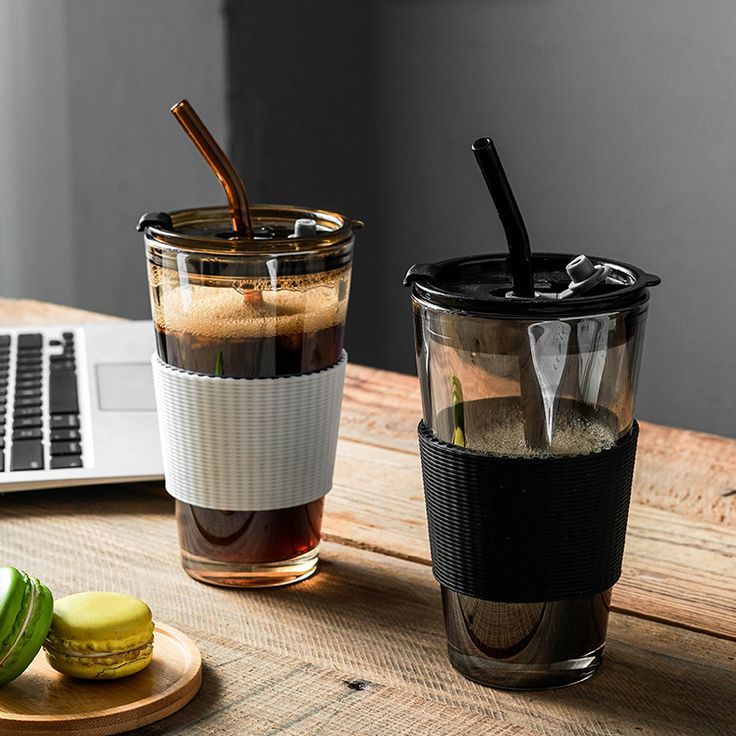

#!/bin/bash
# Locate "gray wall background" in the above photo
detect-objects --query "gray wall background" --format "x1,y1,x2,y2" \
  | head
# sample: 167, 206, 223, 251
0, 1, 734, 438
228, 0, 736, 438
0, 0, 227, 318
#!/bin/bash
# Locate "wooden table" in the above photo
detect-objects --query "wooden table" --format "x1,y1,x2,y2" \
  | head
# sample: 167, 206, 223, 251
1, 299, 734, 735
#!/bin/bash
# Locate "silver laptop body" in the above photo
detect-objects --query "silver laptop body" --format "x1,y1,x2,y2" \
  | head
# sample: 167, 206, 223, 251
0, 320, 163, 492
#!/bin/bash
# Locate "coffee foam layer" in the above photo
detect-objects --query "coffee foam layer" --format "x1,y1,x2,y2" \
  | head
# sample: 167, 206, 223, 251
464, 402, 616, 458
155, 285, 347, 340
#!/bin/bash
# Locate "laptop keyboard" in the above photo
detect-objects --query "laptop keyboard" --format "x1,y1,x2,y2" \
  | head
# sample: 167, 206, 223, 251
0, 331, 84, 472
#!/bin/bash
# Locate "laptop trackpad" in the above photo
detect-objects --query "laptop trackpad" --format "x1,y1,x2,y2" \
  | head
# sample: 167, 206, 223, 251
96, 363, 156, 411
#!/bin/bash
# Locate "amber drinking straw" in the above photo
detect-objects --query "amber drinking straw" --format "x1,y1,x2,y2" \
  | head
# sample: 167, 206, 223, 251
171, 99, 253, 237
471, 137, 534, 297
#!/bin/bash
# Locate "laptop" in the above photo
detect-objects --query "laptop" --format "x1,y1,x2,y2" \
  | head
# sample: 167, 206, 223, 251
0, 321, 163, 492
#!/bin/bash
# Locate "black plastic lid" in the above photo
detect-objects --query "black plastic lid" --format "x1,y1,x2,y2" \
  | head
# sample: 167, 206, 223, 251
404, 253, 660, 318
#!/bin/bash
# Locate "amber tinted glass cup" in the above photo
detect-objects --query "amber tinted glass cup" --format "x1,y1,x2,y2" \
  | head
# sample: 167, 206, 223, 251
144, 205, 356, 587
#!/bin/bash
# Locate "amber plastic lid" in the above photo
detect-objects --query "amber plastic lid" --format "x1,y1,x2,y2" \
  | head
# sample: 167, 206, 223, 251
140, 205, 362, 277
139, 205, 361, 252
404, 252, 660, 318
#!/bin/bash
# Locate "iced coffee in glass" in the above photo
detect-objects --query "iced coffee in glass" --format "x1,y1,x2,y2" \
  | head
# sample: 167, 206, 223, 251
406, 252, 659, 688
142, 205, 357, 587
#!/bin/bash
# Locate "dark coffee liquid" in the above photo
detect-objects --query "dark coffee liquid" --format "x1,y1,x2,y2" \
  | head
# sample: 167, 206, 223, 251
158, 319, 344, 567
176, 497, 324, 564
155, 323, 344, 379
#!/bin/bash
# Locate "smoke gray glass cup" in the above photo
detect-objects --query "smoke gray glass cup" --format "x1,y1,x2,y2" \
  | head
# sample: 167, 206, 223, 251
408, 253, 659, 689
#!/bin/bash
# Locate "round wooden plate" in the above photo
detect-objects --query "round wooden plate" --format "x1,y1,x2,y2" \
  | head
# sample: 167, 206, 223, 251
0, 622, 202, 736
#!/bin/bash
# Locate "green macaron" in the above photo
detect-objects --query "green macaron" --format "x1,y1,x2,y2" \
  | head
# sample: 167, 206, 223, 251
0, 566, 54, 685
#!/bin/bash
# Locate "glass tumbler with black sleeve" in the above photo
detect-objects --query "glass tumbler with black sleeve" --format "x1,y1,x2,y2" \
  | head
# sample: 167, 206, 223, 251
406, 252, 659, 689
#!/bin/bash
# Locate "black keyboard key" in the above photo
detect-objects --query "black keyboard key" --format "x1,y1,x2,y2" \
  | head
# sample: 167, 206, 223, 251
50, 428, 80, 442
15, 379, 41, 390
17, 353, 42, 362
11, 440, 43, 470
14, 416, 42, 428
0, 437, 4, 450
16, 369, 41, 379
50, 370, 78, 415
14, 407, 41, 418
62, 332, 74, 341
0, 390, 6, 402
51, 455, 82, 470
13, 428, 42, 441
16, 377, 42, 387
0, 452, 3, 471
14, 388, 41, 400
17, 334, 42, 350
49, 339, 62, 347
0, 335, 9, 348
50, 361, 75, 372
51, 441, 82, 456
51, 414, 79, 429
15, 397, 41, 408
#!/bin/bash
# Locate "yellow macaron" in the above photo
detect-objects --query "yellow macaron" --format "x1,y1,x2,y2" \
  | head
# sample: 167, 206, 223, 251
44, 592, 154, 679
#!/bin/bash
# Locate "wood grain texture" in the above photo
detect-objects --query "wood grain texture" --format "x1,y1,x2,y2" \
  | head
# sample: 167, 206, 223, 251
0, 624, 201, 736
340, 365, 736, 528
0, 299, 125, 327
0, 487, 734, 736
326, 438, 736, 641
2, 299, 733, 524
1, 299, 734, 734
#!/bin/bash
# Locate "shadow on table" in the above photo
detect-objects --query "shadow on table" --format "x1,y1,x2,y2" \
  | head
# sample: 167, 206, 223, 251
266, 552, 443, 638
0, 482, 172, 518
256, 554, 736, 735
4, 487, 731, 734
135, 661, 224, 735
509, 629, 736, 735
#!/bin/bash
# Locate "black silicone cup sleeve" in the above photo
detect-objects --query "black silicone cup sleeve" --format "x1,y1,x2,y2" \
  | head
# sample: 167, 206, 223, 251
418, 420, 639, 603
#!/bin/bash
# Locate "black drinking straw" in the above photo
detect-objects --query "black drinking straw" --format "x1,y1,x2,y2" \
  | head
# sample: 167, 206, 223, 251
472, 138, 535, 297
473, 137, 547, 448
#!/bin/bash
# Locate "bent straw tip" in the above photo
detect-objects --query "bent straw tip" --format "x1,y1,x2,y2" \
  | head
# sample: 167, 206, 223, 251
170, 99, 190, 115
472, 137, 493, 152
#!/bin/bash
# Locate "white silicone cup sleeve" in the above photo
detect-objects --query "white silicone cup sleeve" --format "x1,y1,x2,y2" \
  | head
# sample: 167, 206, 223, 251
152, 351, 347, 511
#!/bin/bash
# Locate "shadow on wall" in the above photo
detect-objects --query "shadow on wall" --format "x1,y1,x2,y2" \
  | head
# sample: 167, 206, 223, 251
227, 0, 736, 438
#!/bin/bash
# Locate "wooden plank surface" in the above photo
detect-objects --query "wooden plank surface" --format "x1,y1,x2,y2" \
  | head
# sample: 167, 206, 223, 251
340, 365, 736, 527
1, 299, 734, 735
326, 438, 736, 641
0, 298, 125, 327
0, 623, 201, 735
1, 487, 735, 736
